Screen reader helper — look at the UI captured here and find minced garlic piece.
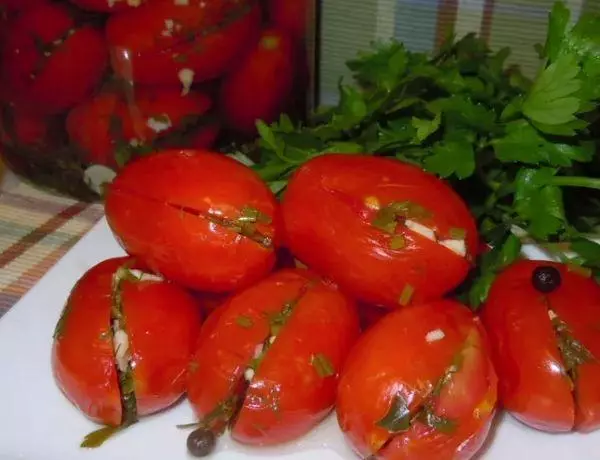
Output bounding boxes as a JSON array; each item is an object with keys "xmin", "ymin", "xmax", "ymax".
[
  {"xmin": 425, "ymin": 329, "xmax": 445, "ymax": 343},
  {"xmin": 178, "ymin": 68, "xmax": 194, "ymax": 96},
  {"xmin": 146, "ymin": 115, "xmax": 172, "ymax": 133},
  {"xmin": 439, "ymin": 239, "xmax": 467, "ymax": 257},
  {"xmin": 405, "ymin": 219, "xmax": 436, "ymax": 241}
]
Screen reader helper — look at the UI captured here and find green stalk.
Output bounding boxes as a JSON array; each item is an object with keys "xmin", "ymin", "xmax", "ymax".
[{"xmin": 550, "ymin": 176, "xmax": 600, "ymax": 190}]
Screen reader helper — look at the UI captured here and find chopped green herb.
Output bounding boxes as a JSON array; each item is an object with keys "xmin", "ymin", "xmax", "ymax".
[
  {"xmin": 311, "ymin": 353, "xmax": 336, "ymax": 378},
  {"xmin": 552, "ymin": 314, "xmax": 594, "ymax": 380},
  {"xmin": 398, "ymin": 284, "xmax": 415, "ymax": 306},
  {"xmin": 235, "ymin": 315, "xmax": 254, "ymax": 328},
  {"xmin": 389, "ymin": 235, "xmax": 406, "ymax": 250},
  {"xmin": 567, "ymin": 263, "xmax": 592, "ymax": 277},
  {"xmin": 81, "ymin": 425, "xmax": 124, "ymax": 448},
  {"xmin": 376, "ymin": 394, "xmax": 412, "ymax": 433},
  {"xmin": 372, "ymin": 206, "xmax": 398, "ymax": 234},
  {"xmin": 239, "ymin": 206, "xmax": 272, "ymax": 224},
  {"xmin": 449, "ymin": 227, "xmax": 466, "ymax": 240}
]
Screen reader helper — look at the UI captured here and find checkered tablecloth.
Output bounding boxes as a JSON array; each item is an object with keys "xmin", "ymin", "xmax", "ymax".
[{"xmin": 0, "ymin": 171, "xmax": 104, "ymax": 317}]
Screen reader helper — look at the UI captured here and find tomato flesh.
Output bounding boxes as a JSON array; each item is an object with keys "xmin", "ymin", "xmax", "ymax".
[
  {"xmin": 105, "ymin": 150, "xmax": 281, "ymax": 292},
  {"xmin": 480, "ymin": 260, "xmax": 600, "ymax": 433},
  {"xmin": 282, "ymin": 154, "xmax": 478, "ymax": 309},
  {"xmin": 187, "ymin": 268, "xmax": 360, "ymax": 446},
  {"xmin": 336, "ymin": 300, "xmax": 497, "ymax": 459}
]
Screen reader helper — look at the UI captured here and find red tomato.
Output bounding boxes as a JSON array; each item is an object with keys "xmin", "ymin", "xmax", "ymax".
[
  {"xmin": 0, "ymin": 2, "xmax": 108, "ymax": 114},
  {"xmin": 267, "ymin": 0, "xmax": 310, "ymax": 41},
  {"xmin": 219, "ymin": 28, "xmax": 295, "ymax": 136},
  {"xmin": 281, "ymin": 154, "xmax": 478, "ymax": 309},
  {"xmin": 186, "ymin": 268, "xmax": 360, "ymax": 450},
  {"xmin": 106, "ymin": 1, "xmax": 261, "ymax": 85},
  {"xmin": 70, "ymin": 0, "xmax": 147, "ymax": 13},
  {"xmin": 51, "ymin": 257, "xmax": 202, "ymax": 439},
  {"xmin": 480, "ymin": 260, "xmax": 600, "ymax": 433},
  {"xmin": 337, "ymin": 300, "xmax": 497, "ymax": 459},
  {"xmin": 0, "ymin": 108, "xmax": 61, "ymax": 148},
  {"xmin": 0, "ymin": 0, "xmax": 46, "ymax": 13},
  {"xmin": 66, "ymin": 87, "xmax": 212, "ymax": 167},
  {"xmin": 105, "ymin": 150, "xmax": 281, "ymax": 292}
]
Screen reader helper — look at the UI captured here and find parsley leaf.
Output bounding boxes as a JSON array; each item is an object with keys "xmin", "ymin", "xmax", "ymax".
[
  {"xmin": 522, "ymin": 53, "xmax": 582, "ymax": 127},
  {"xmin": 543, "ymin": 1, "xmax": 571, "ymax": 62},
  {"xmin": 493, "ymin": 120, "xmax": 594, "ymax": 166},
  {"xmin": 411, "ymin": 112, "xmax": 441, "ymax": 143},
  {"xmin": 424, "ymin": 139, "xmax": 475, "ymax": 179},
  {"xmin": 514, "ymin": 168, "xmax": 567, "ymax": 239}
]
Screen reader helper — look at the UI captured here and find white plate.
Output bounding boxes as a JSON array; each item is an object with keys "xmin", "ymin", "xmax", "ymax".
[{"xmin": 0, "ymin": 217, "xmax": 598, "ymax": 460}]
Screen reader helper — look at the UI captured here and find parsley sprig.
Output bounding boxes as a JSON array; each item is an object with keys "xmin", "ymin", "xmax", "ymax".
[{"xmin": 240, "ymin": 1, "xmax": 600, "ymax": 308}]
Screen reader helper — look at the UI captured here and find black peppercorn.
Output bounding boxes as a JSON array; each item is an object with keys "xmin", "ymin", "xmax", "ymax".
[
  {"xmin": 532, "ymin": 265, "xmax": 562, "ymax": 293},
  {"xmin": 187, "ymin": 428, "xmax": 217, "ymax": 457}
]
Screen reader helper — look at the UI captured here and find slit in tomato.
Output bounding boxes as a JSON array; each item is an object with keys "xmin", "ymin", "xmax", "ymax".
[
  {"xmin": 542, "ymin": 300, "xmax": 597, "ymax": 431},
  {"xmin": 370, "ymin": 329, "xmax": 492, "ymax": 458},
  {"xmin": 180, "ymin": 281, "xmax": 314, "ymax": 457},
  {"xmin": 80, "ymin": 263, "xmax": 140, "ymax": 448},
  {"xmin": 109, "ymin": 185, "xmax": 274, "ymax": 249}
]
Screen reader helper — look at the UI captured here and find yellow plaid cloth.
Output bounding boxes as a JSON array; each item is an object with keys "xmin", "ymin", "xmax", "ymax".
[{"xmin": 0, "ymin": 173, "xmax": 103, "ymax": 316}]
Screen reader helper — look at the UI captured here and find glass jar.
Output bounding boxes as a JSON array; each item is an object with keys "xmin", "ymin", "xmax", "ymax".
[{"xmin": 0, "ymin": 0, "xmax": 316, "ymax": 201}]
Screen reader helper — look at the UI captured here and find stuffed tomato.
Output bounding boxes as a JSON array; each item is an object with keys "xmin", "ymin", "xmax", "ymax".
[
  {"xmin": 67, "ymin": 87, "xmax": 214, "ymax": 167},
  {"xmin": 184, "ymin": 268, "xmax": 360, "ymax": 456},
  {"xmin": 481, "ymin": 260, "xmax": 600, "ymax": 433},
  {"xmin": 281, "ymin": 154, "xmax": 478, "ymax": 309},
  {"xmin": 336, "ymin": 300, "xmax": 497, "ymax": 460},
  {"xmin": 105, "ymin": 150, "xmax": 281, "ymax": 292},
  {"xmin": 51, "ymin": 257, "xmax": 202, "ymax": 446},
  {"xmin": 1, "ymin": 2, "xmax": 108, "ymax": 114},
  {"xmin": 106, "ymin": 0, "xmax": 260, "ymax": 86}
]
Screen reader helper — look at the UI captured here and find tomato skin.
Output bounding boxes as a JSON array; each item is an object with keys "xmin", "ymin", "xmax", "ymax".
[
  {"xmin": 51, "ymin": 257, "xmax": 202, "ymax": 425},
  {"xmin": 281, "ymin": 154, "xmax": 478, "ymax": 309},
  {"xmin": 1, "ymin": 3, "xmax": 108, "ymax": 115},
  {"xmin": 219, "ymin": 28, "xmax": 295, "ymax": 136},
  {"xmin": 105, "ymin": 150, "xmax": 281, "ymax": 292},
  {"xmin": 66, "ymin": 91, "xmax": 120, "ymax": 167},
  {"xmin": 480, "ymin": 260, "xmax": 600, "ymax": 433},
  {"xmin": 336, "ymin": 300, "xmax": 497, "ymax": 459},
  {"xmin": 69, "ymin": 0, "xmax": 147, "ymax": 13},
  {"xmin": 106, "ymin": 1, "xmax": 261, "ymax": 85},
  {"xmin": 121, "ymin": 275, "xmax": 203, "ymax": 415},
  {"xmin": 0, "ymin": 0, "xmax": 46, "ymax": 13},
  {"xmin": 267, "ymin": 0, "xmax": 310, "ymax": 41},
  {"xmin": 187, "ymin": 268, "xmax": 360, "ymax": 446},
  {"xmin": 66, "ymin": 88, "xmax": 212, "ymax": 167}
]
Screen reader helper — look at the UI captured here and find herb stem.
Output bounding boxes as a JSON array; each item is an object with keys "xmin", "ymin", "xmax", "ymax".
[{"xmin": 550, "ymin": 176, "xmax": 600, "ymax": 191}]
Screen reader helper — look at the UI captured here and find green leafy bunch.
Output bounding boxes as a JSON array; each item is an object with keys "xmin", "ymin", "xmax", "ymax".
[{"xmin": 246, "ymin": 1, "xmax": 600, "ymax": 307}]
